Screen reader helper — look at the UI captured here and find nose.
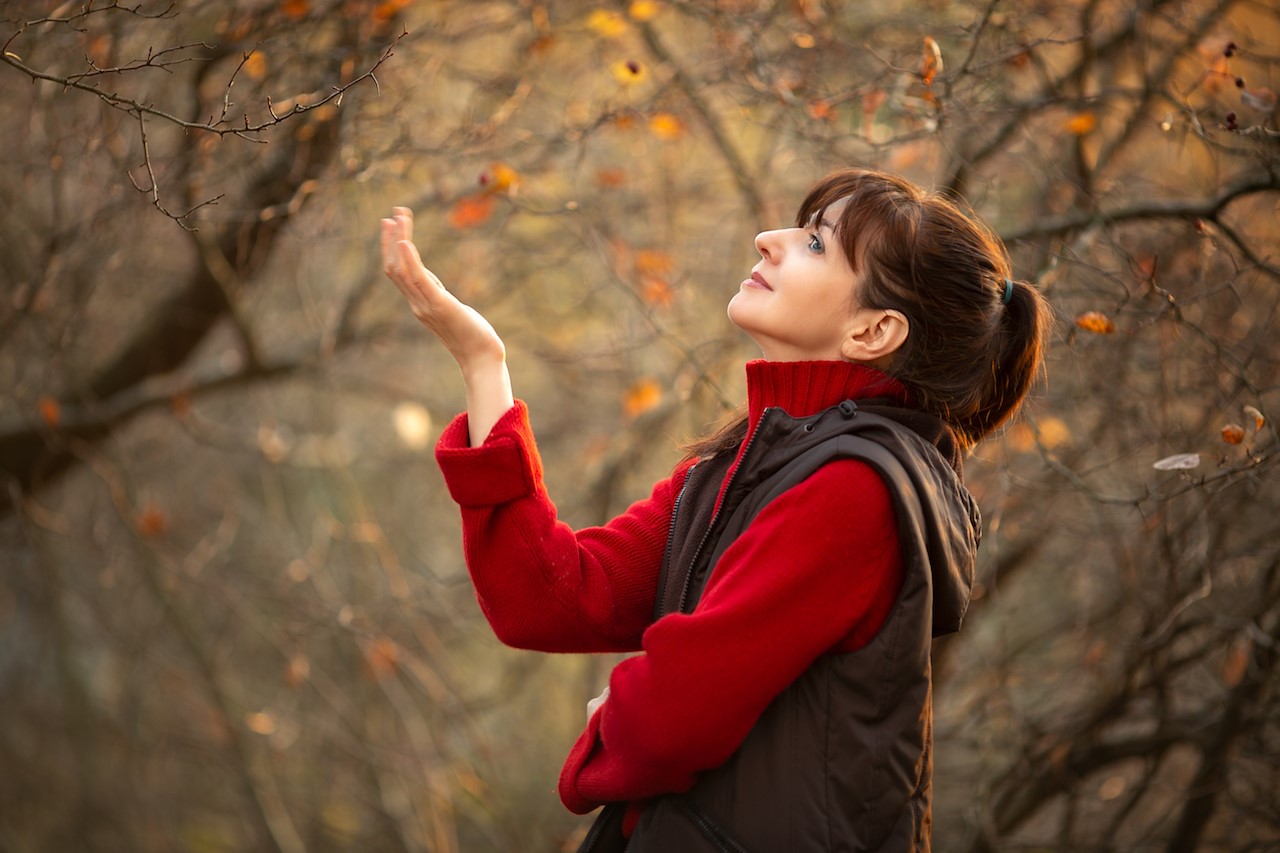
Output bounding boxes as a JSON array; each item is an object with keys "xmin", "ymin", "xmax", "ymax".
[{"xmin": 754, "ymin": 229, "xmax": 783, "ymax": 261}]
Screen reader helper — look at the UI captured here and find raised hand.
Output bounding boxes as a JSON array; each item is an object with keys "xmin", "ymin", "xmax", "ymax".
[
  {"xmin": 380, "ymin": 206, "xmax": 506, "ymax": 373},
  {"xmin": 381, "ymin": 206, "xmax": 513, "ymax": 445}
]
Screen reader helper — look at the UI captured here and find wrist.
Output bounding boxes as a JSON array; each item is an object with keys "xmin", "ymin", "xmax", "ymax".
[{"xmin": 459, "ymin": 351, "xmax": 507, "ymax": 384}]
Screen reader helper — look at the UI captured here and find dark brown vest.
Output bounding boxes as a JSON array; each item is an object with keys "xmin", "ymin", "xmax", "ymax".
[{"xmin": 580, "ymin": 402, "xmax": 978, "ymax": 853}]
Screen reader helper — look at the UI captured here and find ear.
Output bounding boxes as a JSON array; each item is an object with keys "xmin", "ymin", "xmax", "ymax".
[{"xmin": 840, "ymin": 308, "xmax": 909, "ymax": 366}]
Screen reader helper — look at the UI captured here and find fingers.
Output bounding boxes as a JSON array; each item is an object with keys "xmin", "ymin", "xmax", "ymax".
[{"xmin": 392, "ymin": 205, "xmax": 413, "ymax": 244}]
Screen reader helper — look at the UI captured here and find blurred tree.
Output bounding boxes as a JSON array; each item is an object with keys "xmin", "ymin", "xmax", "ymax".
[{"xmin": 0, "ymin": 1, "xmax": 1277, "ymax": 851}]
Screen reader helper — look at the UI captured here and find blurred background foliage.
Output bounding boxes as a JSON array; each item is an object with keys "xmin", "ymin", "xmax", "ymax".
[{"xmin": 1, "ymin": 0, "xmax": 1278, "ymax": 850}]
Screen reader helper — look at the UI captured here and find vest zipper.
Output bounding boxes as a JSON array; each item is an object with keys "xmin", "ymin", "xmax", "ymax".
[
  {"xmin": 675, "ymin": 798, "xmax": 751, "ymax": 853},
  {"xmin": 654, "ymin": 461, "xmax": 697, "ymax": 620},
  {"xmin": 676, "ymin": 408, "xmax": 774, "ymax": 614}
]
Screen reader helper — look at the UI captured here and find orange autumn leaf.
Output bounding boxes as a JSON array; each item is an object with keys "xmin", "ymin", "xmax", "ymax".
[
  {"xmin": 38, "ymin": 396, "xmax": 60, "ymax": 427},
  {"xmin": 364, "ymin": 636, "xmax": 399, "ymax": 680},
  {"xmin": 1243, "ymin": 405, "xmax": 1265, "ymax": 431},
  {"xmin": 1202, "ymin": 54, "xmax": 1231, "ymax": 95},
  {"xmin": 1065, "ymin": 111, "xmax": 1097, "ymax": 135},
  {"xmin": 920, "ymin": 36, "xmax": 943, "ymax": 85},
  {"xmin": 806, "ymin": 100, "xmax": 837, "ymax": 122},
  {"xmin": 1222, "ymin": 638, "xmax": 1251, "ymax": 687},
  {"xmin": 284, "ymin": 654, "xmax": 310, "ymax": 687},
  {"xmin": 640, "ymin": 277, "xmax": 674, "ymax": 308},
  {"xmin": 1075, "ymin": 311, "xmax": 1115, "ymax": 334},
  {"xmin": 1221, "ymin": 423, "xmax": 1245, "ymax": 445},
  {"xmin": 281, "ymin": 0, "xmax": 309, "ymax": 20},
  {"xmin": 595, "ymin": 168, "xmax": 627, "ymax": 188},
  {"xmin": 635, "ymin": 249, "xmax": 673, "ymax": 277},
  {"xmin": 623, "ymin": 378, "xmax": 663, "ymax": 417},
  {"xmin": 862, "ymin": 88, "xmax": 886, "ymax": 116},
  {"xmin": 135, "ymin": 504, "xmax": 169, "ymax": 538},
  {"xmin": 448, "ymin": 193, "xmax": 495, "ymax": 229},
  {"xmin": 372, "ymin": 0, "xmax": 411, "ymax": 24}
]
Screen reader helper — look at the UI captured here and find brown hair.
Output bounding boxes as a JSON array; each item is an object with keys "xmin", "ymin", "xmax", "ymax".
[{"xmin": 688, "ymin": 168, "xmax": 1050, "ymax": 458}]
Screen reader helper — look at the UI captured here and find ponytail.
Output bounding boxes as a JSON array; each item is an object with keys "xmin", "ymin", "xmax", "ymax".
[{"xmin": 958, "ymin": 278, "xmax": 1052, "ymax": 445}]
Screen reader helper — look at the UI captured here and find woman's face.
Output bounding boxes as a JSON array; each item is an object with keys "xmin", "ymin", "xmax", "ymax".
[{"xmin": 727, "ymin": 201, "xmax": 866, "ymax": 362}]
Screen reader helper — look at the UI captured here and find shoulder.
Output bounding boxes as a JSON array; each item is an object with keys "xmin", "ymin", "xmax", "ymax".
[{"xmin": 751, "ymin": 457, "xmax": 898, "ymax": 542}]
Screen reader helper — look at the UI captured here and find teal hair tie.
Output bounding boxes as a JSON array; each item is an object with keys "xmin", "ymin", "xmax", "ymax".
[{"xmin": 1002, "ymin": 277, "xmax": 1015, "ymax": 305}]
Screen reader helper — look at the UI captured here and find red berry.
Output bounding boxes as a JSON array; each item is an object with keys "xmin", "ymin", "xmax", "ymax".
[
  {"xmin": 1225, "ymin": 111, "xmax": 1238, "ymax": 130},
  {"xmin": 626, "ymin": 60, "xmax": 641, "ymax": 75}
]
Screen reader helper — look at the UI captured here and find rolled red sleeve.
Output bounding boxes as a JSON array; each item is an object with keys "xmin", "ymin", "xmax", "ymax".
[{"xmin": 435, "ymin": 402, "xmax": 541, "ymax": 506}]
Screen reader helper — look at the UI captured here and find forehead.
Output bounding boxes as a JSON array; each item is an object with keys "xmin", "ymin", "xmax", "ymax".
[{"xmin": 804, "ymin": 196, "xmax": 851, "ymax": 229}]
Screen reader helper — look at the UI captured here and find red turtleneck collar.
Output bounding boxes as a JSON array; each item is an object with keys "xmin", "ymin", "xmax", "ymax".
[
  {"xmin": 708, "ymin": 360, "xmax": 910, "ymax": 514},
  {"xmin": 743, "ymin": 359, "xmax": 909, "ymax": 433}
]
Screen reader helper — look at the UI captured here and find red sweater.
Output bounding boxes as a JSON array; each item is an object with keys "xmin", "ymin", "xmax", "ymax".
[{"xmin": 435, "ymin": 360, "xmax": 907, "ymax": 821}]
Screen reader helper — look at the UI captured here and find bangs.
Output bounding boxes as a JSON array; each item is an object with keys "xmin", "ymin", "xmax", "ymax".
[{"xmin": 794, "ymin": 169, "xmax": 917, "ymax": 274}]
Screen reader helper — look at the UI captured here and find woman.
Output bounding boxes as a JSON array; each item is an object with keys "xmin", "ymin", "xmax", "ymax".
[{"xmin": 380, "ymin": 169, "xmax": 1050, "ymax": 852}]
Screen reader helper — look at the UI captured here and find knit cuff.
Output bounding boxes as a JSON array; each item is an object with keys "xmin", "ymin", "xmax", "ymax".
[
  {"xmin": 558, "ymin": 709, "xmax": 604, "ymax": 815},
  {"xmin": 434, "ymin": 401, "xmax": 542, "ymax": 507}
]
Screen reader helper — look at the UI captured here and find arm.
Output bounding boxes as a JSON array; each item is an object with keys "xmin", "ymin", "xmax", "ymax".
[
  {"xmin": 383, "ymin": 206, "xmax": 688, "ymax": 652},
  {"xmin": 381, "ymin": 207, "xmax": 512, "ymax": 445},
  {"xmin": 556, "ymin": 459, "xmax": 904, "ymax": 812},
  {"xmin": 436, "ymin": 403, "xmax": 693, "ymax": 652}
]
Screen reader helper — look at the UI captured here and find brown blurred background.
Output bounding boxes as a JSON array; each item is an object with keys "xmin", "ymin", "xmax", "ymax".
[{"xmin": 1, "ymin": 1, "xmax": 1277, "ymax": 850}]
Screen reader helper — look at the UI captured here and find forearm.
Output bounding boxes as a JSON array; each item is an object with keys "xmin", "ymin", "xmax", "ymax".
[{"xmin": 461, "ymin": 357, "xmax": 515, "ymax": 447}]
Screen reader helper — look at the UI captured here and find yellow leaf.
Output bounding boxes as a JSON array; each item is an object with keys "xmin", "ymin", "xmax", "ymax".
[
  {"xmin": 1074, "ymin": 310, "xmax": 1115, "ymax": 334},
  {"xmin": 623, "ymin": 378, "xmax": 663, "ymax": 417},
  {"xmin": 448, "ymin": 193, "xmax": 495, "ymax": 229},
  {"xmin": 921, "ymin": 36, "xmax": 943, "ymax": 85},
  {"xmin": 610, "ymin": 59, "xmax": 647, "ymax": 86},
  {"xmin": 242, "ymin": 50, "xmax": 267, "ymax": 81},
  {"xmin": 628, "ymin": 0, "xmax": 659, "ymax": 20},
  {"xmin": 1065, "ymin": 111, "xmax": 1097, "ymax": 135},
  {"xmin": 791, "ymin": 32, "xmax": 816, "ymax": 49},
  {"xmin": 587, "ymin": 9, "xmax": 627, "ymax": 38},
  {"xmin": 648, "ymin": 112, "xmax": 685, "ymax": 140},
  {"xmin": 479, "ymin": 162, "xmax": 520, "ymax": 194}
]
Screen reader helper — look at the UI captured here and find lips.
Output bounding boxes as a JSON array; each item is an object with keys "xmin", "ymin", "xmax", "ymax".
[{"xmin": 748, "ymin": 271, "xmax": 773, "ymax": 290}]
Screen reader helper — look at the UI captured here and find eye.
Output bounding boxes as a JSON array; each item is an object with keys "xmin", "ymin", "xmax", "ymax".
[{"xmin": 807, "ymin": 232, "xmax": 824, "ymax": 253}]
